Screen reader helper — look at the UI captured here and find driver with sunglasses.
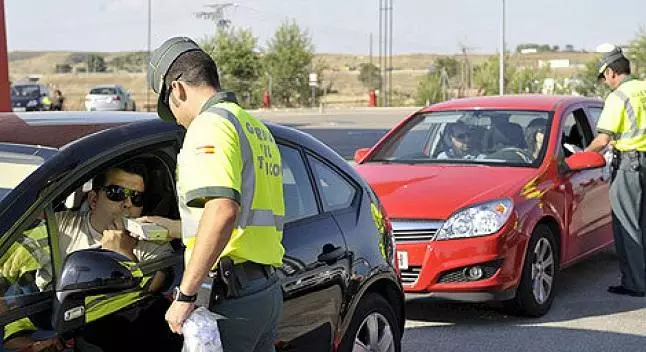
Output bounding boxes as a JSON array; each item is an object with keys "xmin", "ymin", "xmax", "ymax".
[
  {"xmin": 437, "ymin": 122, "xmax": 486, "ymax": 160},
  {"xmin": 55, "ymin": 162, "xmax": 173, "ymax": 264}
]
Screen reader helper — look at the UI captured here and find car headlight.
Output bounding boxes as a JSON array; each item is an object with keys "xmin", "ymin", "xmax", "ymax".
[
  {"xmin": 435, "ymin": 198, "xmax": 513, "ymax": 240},
  {"xmin": 27, "ymin": 100, "xmax": 38, "ymax": 107}
]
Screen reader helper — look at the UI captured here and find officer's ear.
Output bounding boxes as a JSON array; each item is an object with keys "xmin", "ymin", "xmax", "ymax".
[{"xmin": 170, "ymin": 80, "xmax": 187, "ymax": 107}]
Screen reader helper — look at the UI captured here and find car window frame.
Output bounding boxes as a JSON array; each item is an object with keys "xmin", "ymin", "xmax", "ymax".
[
  {"xmin": 277, "ymin": 142, "xmax": 321, "ymax": 224},
  {"xmin": 305, "ymin": 151, "xmax": 361, "ymax": 214},
  {"xmin": 0, "ymin": 203, "xmax": 58, "ymax": 328}
]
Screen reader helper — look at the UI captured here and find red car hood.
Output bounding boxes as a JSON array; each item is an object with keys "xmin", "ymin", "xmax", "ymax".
[{"xmin": 355, "ymin": 163, "xmax": 538, "ymax": 220}]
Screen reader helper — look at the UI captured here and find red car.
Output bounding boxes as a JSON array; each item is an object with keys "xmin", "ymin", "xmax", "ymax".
[{"xmin": 354, "ymin": 95, "xmax": 613, "ymax": 317}]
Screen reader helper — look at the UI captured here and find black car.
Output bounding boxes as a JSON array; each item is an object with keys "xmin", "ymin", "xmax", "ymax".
[
  {"xmin": 10, "ymin": 83, "xmax": 52, "ymax": 112},
  {"xmin": 0, "ymin": 112, "xmax": 404, "ymax": 352}
]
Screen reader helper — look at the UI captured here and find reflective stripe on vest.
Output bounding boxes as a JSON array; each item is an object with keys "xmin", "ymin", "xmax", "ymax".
[
  {"xmin": 202, "ymin": 106, "xmax": 284, "ymax": 232},
  {"xmin": 613, "ymin": 90, "xmax": 646, "ymax": 139}
]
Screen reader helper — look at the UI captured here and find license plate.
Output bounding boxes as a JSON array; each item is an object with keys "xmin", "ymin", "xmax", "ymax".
[
  {"xmin": 397, "ymin": 251, "xmax": 409, "ymax": 270},
  {"xmin": 13, "ymin": 107, "xmax": 26, "ymax": 112}
]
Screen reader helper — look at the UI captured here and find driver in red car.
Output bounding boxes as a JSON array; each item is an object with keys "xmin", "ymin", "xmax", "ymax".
[{"xmin": 437, "ymin": 122, "xmax": 485, "ymax": 160}]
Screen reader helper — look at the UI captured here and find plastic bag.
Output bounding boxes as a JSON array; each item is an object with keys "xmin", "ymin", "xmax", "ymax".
[{"xmin": 182, "ymin": 306, "xmax": 223, "ymax": 352}]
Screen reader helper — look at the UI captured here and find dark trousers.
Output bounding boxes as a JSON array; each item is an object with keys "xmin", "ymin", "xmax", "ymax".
[
  {"xmin": 209, "ymin": 273, "xmax": 283, "ymax": 352},
  {"xmin": 609, "ymin": 153, "xmax": 646, "ymax": 292}
]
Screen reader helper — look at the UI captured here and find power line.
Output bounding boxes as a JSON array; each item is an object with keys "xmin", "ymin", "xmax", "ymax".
[{"xmin": 195, "ymin": 2, "xmax": 238, "ymax": 31}]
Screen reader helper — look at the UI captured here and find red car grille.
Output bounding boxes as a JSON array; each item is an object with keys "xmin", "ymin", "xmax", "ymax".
[
  {"xmin": 391, "ymin": 220, "xmax": 443, "ymax": 243},
  {"xmin": 400, "ymin": 266, "xmax": 421, "ymax": 285}
]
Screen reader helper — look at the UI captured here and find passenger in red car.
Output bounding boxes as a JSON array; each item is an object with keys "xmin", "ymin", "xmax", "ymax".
[{"xmin": 437, "ymin": 122, "xmax": 485, "ymax": 160}]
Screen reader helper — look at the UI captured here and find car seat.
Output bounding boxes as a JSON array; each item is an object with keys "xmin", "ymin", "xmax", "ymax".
[{"xmin": 485, "ymin": 119, "xmax": 526, "ymax": 150}]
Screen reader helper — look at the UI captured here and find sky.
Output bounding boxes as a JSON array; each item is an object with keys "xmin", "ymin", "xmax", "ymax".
[{"xmin": 4, "ymin": 0, "xmax": 645, "ymax": 55}]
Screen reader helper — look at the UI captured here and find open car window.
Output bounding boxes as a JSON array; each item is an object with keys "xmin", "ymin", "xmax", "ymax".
[{"xmin": 369, "ymin": 110, "xmax": 552, "ymax": 167}]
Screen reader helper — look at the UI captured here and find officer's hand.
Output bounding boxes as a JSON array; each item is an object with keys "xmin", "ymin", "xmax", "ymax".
[
  {"xmin": 137, "ymin": 216, "xmax": 182, "ymax": 239},
  {"xmin": 165, "ymin": 299, "xmax": 195, "ymax": 334}
]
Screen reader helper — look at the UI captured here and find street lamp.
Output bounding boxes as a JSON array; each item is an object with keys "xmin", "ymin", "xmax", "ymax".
[{"xmin": 499, "ymin": 0, "xmax": 505, "ymax": 96}]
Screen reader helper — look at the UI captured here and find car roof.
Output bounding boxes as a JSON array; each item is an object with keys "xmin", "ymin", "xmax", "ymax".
[
  {"xmin": 421, "ymin": 95, "xmax": 603, "ymax": 112},
  {"xmin": 0, "ymin": 112, "xmax": 161, "ymax": 148},
  {"xmin": 91, "ymin": 84, "xmax": 121, "ymax": 89}
]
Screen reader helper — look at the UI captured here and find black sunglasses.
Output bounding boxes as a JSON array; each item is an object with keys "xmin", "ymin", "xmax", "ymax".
[
  {"xmin": 102, "ymin": 185, "xmax": 145, "ymax": 207},
  {"xmin": 454, "ymin": 132, "xmax": 471, "ymax": 140}
]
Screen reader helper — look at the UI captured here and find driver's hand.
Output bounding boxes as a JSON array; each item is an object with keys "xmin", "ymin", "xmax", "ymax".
[{"xmin": 102, "ymin": 219, "xmax": 137, "ymax": 261}]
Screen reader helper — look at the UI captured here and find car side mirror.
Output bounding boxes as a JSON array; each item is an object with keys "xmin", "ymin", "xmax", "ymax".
[
  {"xmin": 52, "ymin": 249, "xmax": 142, "ymax": 333},
  {"xmin": 354, "ymin": 148, "xmax": 370, "ymax": 163},
  {"xmin": 564, "ymin": 151, "xmax": 606, "ymax": 171}
]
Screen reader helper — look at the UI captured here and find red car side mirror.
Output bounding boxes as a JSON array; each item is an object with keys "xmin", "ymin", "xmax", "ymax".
[
  {"xmin": 565, "ymin": 152, "xmax": 606, "ymax": 171},
  {"xmin": 354, "ymin": 148, "xmax": 370, "ymax": 163}
]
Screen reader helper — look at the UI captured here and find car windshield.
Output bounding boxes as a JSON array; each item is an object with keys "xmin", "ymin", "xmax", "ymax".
[
  {"xmin": 90, "ymin": 87, "xmax": 117, "ymax": 95},
  {"xmin": 369, "ymin": 110, "xmax": 552, "ymax": 166},
  {"xmin": 0, "ymin": 150, "xmax": 44, "ymax": 200},
  {"xmin": 11, "ymin": 85, "xmax": 40, "ymax": 98}
]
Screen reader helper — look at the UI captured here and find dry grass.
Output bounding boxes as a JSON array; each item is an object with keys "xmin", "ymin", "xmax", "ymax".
[{"xmin": 8, "ymin": 51, "xmax": 599, "ymax": 110}]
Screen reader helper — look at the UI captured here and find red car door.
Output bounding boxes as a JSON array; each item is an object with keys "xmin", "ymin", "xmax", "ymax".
[{"xmin": 560, "ymin": 106, "xmax": 612, "ymax": 263}]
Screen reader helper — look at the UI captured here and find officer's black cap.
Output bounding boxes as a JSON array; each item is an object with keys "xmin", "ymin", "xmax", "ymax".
[
  {"xmin": 147, "ymin": 37, "xmax": 202, "ymax": 121},
  {"xmin": 597, "ymin": 47, "xmax": 628, "ymax": 80}
]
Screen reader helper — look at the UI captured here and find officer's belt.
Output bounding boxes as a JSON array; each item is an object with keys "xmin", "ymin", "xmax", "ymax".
[
  {"xmin": 210, "ymin": 260, "xmax": 274, "ymax": 280},
  {"xmin": 617, "ymin": 150, "xmax": 646, "ymax": 159}
]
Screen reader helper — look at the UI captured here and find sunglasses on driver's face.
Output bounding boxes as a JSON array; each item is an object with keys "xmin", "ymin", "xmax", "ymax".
[
  {"xmin": 102, "ymin": 185, "xmax": 145, "ymax": 207},
  {"xmin": 454, "ymin": 132, "xmax": 471, "ymax": 140}
]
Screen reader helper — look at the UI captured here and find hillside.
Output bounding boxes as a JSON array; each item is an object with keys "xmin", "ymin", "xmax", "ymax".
[{"xmin": 8, "ymin": 51, "xmax": 599, "ymax": 110}]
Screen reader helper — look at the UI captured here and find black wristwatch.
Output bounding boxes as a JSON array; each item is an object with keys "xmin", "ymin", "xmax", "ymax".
[{"xmin": 173, "ymin": 286, "xmax": 197, "ymax": 303}]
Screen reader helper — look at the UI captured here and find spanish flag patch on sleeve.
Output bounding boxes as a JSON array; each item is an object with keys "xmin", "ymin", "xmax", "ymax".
[{"xmin": 195, "ymin": 145, "xmax": 216, "ymax": 154}]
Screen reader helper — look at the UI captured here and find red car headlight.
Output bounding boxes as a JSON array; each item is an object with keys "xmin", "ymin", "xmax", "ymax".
[{"xmin": 436, "ymin": 198, "xmax": 513, "ymax": 240}]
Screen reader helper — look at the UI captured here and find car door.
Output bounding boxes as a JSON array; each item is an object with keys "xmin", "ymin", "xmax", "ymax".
[
  {"xmin": 559, "ymin": 106, "xmax": 612, "ymax": 260},
  {"xmin": 275, "ymin": 143, "xmax": 349, "ymax": 352},
  {"xmin": 0, "ymin": 205, "xmax": 61, "ymax": 349}
]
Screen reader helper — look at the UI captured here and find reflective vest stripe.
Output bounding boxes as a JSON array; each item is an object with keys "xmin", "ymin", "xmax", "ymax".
[
  {"xmin": 208, "ymin": 107, "xmax": 257, "ymax": 230},
  {"xmin": 207, "ymin": 106, "xmax": 283, "ymax": 231},
  {"xmin": 614, "ymin": 90, "xmax": 642, "ymax": 139},
  {"xmin": 248, "ymin": 209, "xmax": 285, "ymax": 231}
]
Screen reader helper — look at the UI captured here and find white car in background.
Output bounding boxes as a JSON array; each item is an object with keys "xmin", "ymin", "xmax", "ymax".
[{"xmin": 85, "ymin": 84, "xmax": 136, "ymax": 111}]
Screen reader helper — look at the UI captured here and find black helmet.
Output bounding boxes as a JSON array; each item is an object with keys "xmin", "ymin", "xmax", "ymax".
[
  {"xmin": 147, "ymin": 37, "xmax": 201, "ymax": 121},
  {"xmin": 596, "ymin": 46, "xmax": 628, "ymax": 80}
]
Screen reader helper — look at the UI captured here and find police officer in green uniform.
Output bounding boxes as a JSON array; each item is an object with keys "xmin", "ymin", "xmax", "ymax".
[
  {"xmin": 148, "ymin": 37, "xmax": 285, "ymax": 351},
  {"xmin": 585, "ymin": 46, "xmax": 646, "ymax": 297}
]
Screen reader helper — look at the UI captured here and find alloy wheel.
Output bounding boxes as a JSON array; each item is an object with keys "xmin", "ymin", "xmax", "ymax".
[
  {"xmin": 531, "ymin": 237, "xmax": 555, "ymax": 305},
  {"xmin": 352, "ymin": 312, "xmax": 396, "ymax": 352}
]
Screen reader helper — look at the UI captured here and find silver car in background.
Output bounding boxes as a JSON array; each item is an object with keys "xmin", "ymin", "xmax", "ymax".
[{"xmin": 84, "ymin": 84, "xmax": 136, "ymax": 111}]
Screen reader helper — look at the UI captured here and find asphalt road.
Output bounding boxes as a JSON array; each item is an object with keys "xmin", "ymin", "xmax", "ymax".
[{"xmin": 256, "ymin": 108, "xmax": 646, "ymax": 352}]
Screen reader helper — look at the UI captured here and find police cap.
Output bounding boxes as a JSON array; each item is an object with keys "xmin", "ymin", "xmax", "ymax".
[
  {"xmin": 147, "ymin": 37, "xmax": 202, "ymax": 121},
  {"xmin": 597, "ymin": 46, "xmax": 628, "ymax": 80}
]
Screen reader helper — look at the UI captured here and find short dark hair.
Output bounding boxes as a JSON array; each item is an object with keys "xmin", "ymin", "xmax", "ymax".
[
  {"xmin": 92, "ymin": 162, "xmax": 147, "ymax": 190},
  {"xmin": 608, "ymin": 57, "xmax": 631, "ymax": 76},
  {"xmin": 164, "ymin": 50, "xmax": 221, "ymax": 91}
]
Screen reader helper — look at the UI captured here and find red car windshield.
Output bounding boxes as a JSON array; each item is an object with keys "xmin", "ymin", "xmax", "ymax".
[{"xmin": 370, "ymin": 110, "xmax": 552, "ymax": 166}]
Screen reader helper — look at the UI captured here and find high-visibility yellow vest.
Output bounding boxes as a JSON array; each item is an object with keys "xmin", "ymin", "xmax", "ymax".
[
  {"xmin": 597, "ymin": 77, "xmax": 646, "ymax": 151},
  {"xmin": 177, "ymin": 92, "xmax": 285, "ymax": 268}
]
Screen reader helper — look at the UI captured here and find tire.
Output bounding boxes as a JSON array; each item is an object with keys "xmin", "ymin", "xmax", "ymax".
[
  {"xmin": 506, "ymin": 224, "xmax": 559, "ymax": 317},
  {"xmin": 338, "ymin": 293, "xmax": 401, "ymax": 352}
]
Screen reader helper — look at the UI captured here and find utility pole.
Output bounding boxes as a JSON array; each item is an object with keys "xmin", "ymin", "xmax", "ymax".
[
  {"xmin": 388, "ymin": 0, "xmax": 393, "ymax": 107},
  {"xmin": 499, "ymin": 0, "xmax": 505, "ymax": 95},
  {"xmin": 146, "ymin": 0, "xmax": 152, "ymax": 111},
  {"xmin": 369, "ymin": 33, "xmax": 373, "ymax": 65},
  {"xmin": 378, "ymin": 0, "xmax": 393, "ymax": 107},
  {"xmin": 195, "ymin": 2, "xmax": 236, "ymax": 32}
]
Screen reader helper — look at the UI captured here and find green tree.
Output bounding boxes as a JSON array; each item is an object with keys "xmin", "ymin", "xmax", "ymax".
[
  {"xmin": 508, "ymin": 65, "xmax": 552, "ymax": 94},
  {"xmin": 473, "ymin": 55, "xmax": 516, "ymax": 95},
  {"xmin": 628, "ymin": 29, "xmax": 646, "ymax": 78},
  {"xmin": 87, "ymin": 54, "xmax": 106, "ymax": 73},
  {"xmin": 433, "ymin": 56, "xmax": 460, "ymax": 78},
  {"xmin": 415, "ymin": 73, "xmax": 444, "ymax": 106},
  {"xmin": 358, "ymin": 63, "xmax": 381, "ymax": 90},
  {"xmin": 573, "ymin": 57, "xmax": 611, "ymax": 98},
  {"xmin": 201, "ymin": 27, "xmax": 262, "ymax": 107},
  {"xmin": 263, "ymin": 19, "xmax": 315, "ymax": 107}
]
